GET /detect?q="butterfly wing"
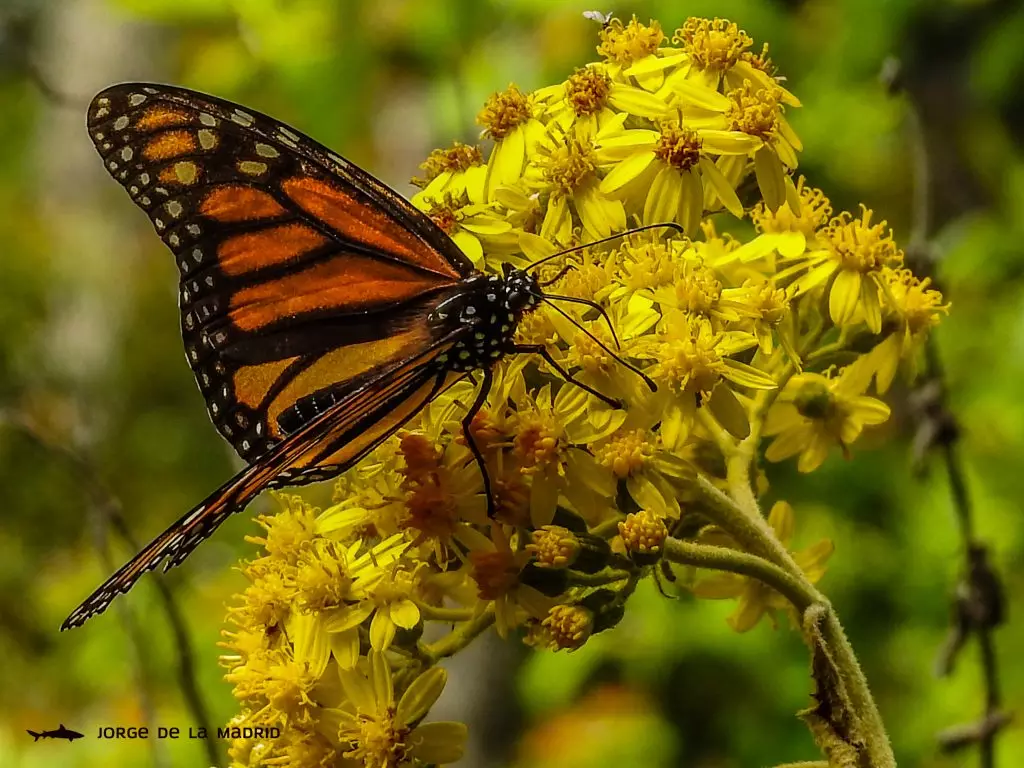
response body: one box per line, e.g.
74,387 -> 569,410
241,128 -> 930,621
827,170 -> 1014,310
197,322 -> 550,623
86,83 -> 474,463
62,343 -> 461,630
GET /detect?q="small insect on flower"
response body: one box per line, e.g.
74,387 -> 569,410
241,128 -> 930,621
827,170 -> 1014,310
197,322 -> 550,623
64,82 -> 673,631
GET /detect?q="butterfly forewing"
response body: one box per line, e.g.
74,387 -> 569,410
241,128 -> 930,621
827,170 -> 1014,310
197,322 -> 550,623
86,83 -> 472,462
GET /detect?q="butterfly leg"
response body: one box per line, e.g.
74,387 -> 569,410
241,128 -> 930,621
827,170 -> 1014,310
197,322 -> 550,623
512,344 -> 623,409
462,367 -> 496,519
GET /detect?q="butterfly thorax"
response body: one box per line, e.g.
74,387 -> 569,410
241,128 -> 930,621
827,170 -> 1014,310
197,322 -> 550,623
429,267 -> 539,372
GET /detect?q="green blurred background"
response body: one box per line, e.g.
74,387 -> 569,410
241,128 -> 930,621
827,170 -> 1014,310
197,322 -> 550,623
0,0 -> 1021,766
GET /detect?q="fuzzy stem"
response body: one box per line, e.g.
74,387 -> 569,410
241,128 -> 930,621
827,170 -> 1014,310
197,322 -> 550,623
662,538 -> 816,611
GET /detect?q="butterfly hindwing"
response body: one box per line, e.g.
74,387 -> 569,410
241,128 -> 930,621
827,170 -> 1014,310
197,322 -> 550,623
61,343 -> 460,631
86,83 -> 472,462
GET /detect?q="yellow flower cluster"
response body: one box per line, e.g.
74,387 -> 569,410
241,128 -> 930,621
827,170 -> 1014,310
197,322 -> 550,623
221,15 -> 945,767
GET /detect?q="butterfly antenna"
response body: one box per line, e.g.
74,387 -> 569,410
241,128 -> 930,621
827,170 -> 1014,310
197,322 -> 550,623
537,295 -> 656,392
541,292 -> 620,349
525,222 -> 685,272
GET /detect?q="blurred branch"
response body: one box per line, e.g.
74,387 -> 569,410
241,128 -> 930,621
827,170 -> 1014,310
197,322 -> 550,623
881,57 -> 1011,768
1,410 -> 223,768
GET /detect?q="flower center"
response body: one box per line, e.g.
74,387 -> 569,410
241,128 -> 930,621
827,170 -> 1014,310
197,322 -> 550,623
402,476 -> 460,541
595,429 -> 652,478
675,260 -> 722,314
826,207 -> 903,273
514,417 -> 562,470
753,177 -> 833,236
674,17 -> 753,72
477,84 -> 533,139
597,16 -> 665,65
538,134 -> 598,195
726,81 -> 781,140
568,328 -> 614,375
541,604 -> 593,650
656,320 -> 724,395
654,123 -> 702,170
414,142 -> 482,186
343,708 -> 410,768
470,549 -> 521,600
794,381 -> 838,421
565,66 -> 611,116
885,268 -> 948,334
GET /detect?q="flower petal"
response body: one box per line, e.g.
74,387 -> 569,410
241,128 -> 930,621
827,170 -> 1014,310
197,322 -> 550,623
409,721 -> 469,764
397,667 -> 448,726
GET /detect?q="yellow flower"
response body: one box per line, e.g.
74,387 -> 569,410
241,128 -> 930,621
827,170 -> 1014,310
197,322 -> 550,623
477,83 -> 547,199
323,652 -> 468,767
763,364 -> 891,472
790,206 -> 905,333
724,81 -> 802,211
413,191 -> 513,267
510,382 -> 619,527
534,64 -> 670,135
725,176 -> 833,266
693,501 -> 833,631
411,141 -> 487,205
524,122 -> 627,244
596,117 -> 756,233
638,312 -> 777,440
863,267 -> 949,392
457,523 -> 556,637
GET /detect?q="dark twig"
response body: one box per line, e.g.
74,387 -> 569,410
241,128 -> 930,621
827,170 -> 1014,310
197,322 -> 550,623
1,411 -> 223,767
881,58 -> 1010,767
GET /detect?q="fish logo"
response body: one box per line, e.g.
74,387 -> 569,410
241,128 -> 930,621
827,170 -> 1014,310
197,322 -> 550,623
26,724 -> 85,742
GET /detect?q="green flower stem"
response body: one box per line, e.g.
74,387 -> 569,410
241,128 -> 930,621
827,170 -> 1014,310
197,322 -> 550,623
662,538 -> 816,611
565,567 -> 633,587
416,603 -> 477,622
418,608 -> 496,664
589,514 -> 624,539
691,465 -> 896,767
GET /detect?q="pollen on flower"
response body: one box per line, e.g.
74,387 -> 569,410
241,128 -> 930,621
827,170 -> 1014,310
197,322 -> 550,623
655,317 -> 725,395
675,259 -> 723,315
340,706 -> 411,767
654,122 -> 703,171
412,141 -> 483,187
674,17 -> 754,72
421,191 -> 464,235
565,66 -> 612,116
245,494 -> 317,565
594,429 -> 652,478
514,416 -> 562,471
726,81 -> 782,140
884,267 -> 948,333
753,176 -> 833,236
403,473 -> 460,542
826,207 -> 904,273
541,604 -> 593,650
478,84 -> 534,139
597,16 -> 665,64
536,133 -> 598,195
743,42 -> 777,75
462,406 -> 505,453
470,547 -> 521,600
294,541 -> 354,612
618,235 -> 679,292
528,525 -> 580,568
618,509 -> 669,555
743,280 -> 789,326
400,432 -> 442,485
568,327 -> 615,375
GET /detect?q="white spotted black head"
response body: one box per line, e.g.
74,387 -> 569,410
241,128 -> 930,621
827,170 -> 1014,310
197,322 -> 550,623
430,265 -> 540,372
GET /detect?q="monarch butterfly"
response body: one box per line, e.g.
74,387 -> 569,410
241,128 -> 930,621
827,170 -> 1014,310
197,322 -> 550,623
62,83 -> 665,631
